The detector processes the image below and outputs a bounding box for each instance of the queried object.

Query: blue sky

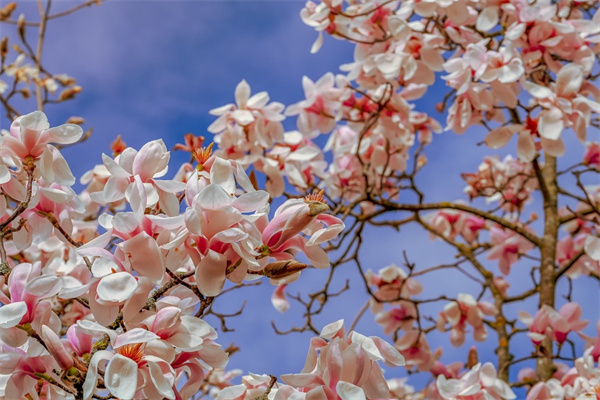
[1,0,599,393]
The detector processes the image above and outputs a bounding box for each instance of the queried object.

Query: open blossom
[366,264,423,308]
[375,301,418,335]
[487,226,535,275]
[83,329,175,399]
[436,362,516,400]
[286,73,342,135]
[90,139,186,216]
[209,80,285,157]
[525,64,600,143]
[0,262,62,347]
[426,209,487,243]
[281,319,405,399]
[437,294,498,347]
[462,155,537,212]
[395,329,435,372]
[260,190,344,271]
[520,303,588,345]
[0,342,66,399]
[0,110,82,162]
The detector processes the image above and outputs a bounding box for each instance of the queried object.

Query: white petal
[210,157,235,195]
[0,301,27,328]
[584,236,600,261]
[320,319,344,339]
[311,32,324,54]
[231,109,254,126]
[43,123,83,144]
[235,80,251,108]
[336,382,366,400]
[476,6,499,32]
[105,354,138,399]
[97,272,137,302]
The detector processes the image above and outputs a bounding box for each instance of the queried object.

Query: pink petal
[122,232,165,284]
[195,249,227,296]
[42,123,83,145]
[271,285,290,313]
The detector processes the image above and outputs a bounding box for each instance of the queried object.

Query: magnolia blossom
[286,73,342,135]
[209,80,285,156]
[260,191,344,272]
[366,264,423,308]
[520,303,588,345]
[487,226,535,275]
[436,362,516,400]
[524,63,600,144]
[0,111,82,185]
[436,294,497,347]
[0,262,62,347]
[281,319,405,399]
[90,139,186,216]
[462,155,537,212]
[395,329,435,372]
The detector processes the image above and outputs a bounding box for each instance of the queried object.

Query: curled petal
[105,354,138,399]
[97,272,137,303]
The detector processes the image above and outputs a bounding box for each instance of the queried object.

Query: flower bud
[467,346,478,368]
[58,85,82,101]
[17,13,25,39]
[262,260,307,279]
[0,37,8,60]
[0,2,16,21]
[41,325,74,370]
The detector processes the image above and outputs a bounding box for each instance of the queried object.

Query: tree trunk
[536,155,558,381]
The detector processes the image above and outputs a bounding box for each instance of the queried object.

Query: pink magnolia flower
[557,234,599,278]
[137,305,216,352]
[375,301,418,335]
[436,362,516,400]
[83,328,176,400]
[462,155,537,212]
[260,191,344,270]
[182,180,269,296]
[524,63,600,145]
[426,209,486,243]
[366,264,423,308]
[520,303,588,345]
[0,110,83,185]
[90,139,186,216]
[208,80,285,156]
[0,262,62,347]
[436,294,497,347]
[286,73,342,135]
[280,319,405,399]
[395,329,435,372]
[0,344,64,399]
[487,226,534,275]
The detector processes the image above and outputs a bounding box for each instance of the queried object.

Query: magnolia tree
[0,0,599,399]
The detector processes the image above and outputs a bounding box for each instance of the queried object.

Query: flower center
[116,343,144,365]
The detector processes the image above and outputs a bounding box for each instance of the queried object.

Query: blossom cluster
[0,111,346,399]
